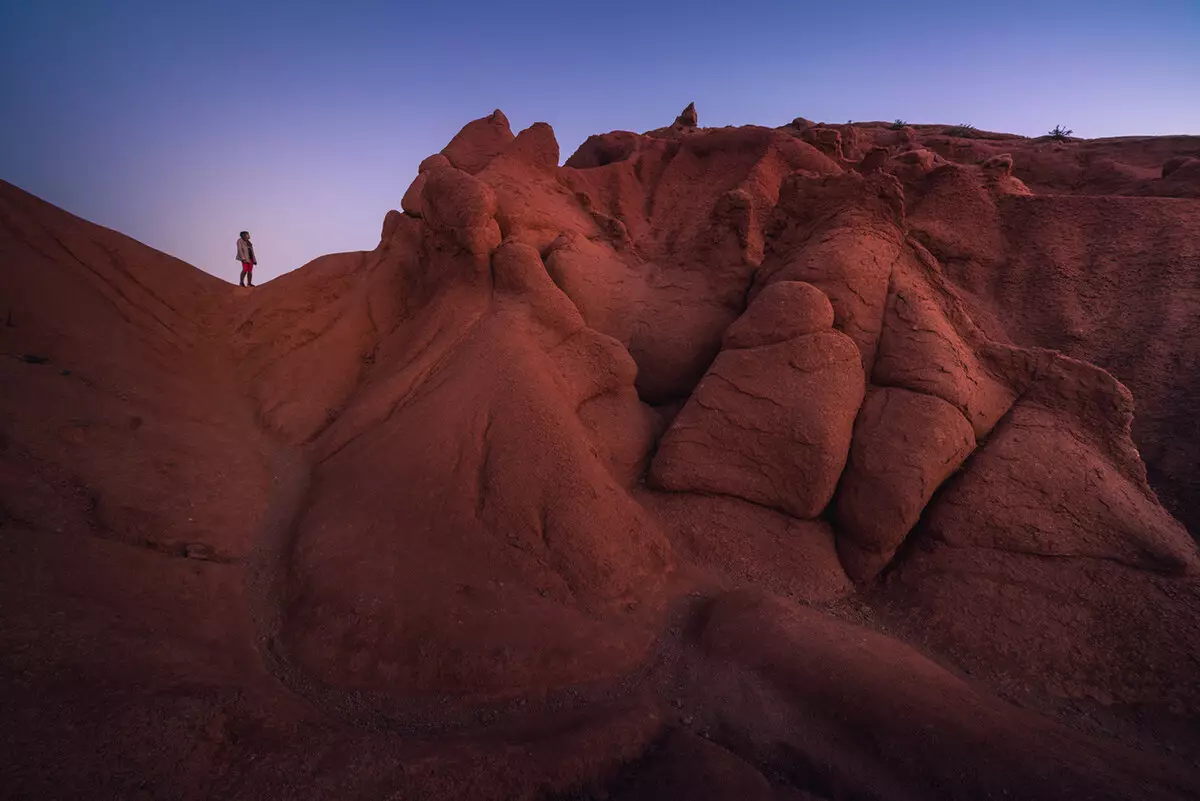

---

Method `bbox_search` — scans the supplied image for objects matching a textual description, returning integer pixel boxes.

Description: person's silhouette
[236,230,257,287]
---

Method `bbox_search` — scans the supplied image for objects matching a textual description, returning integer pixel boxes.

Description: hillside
[2,106,1199,800]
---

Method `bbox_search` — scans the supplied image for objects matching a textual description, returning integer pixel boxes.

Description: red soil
[2,105,1199,799]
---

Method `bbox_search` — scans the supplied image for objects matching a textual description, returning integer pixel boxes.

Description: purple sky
[2,0,1198,283]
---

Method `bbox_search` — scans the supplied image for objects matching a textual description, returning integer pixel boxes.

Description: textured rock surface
[871,247,1017,437]
[651,328,864,518]
[835,386,976,581]
[923,361,1196,574]
[722,280,834,349]
[929,192,1200,534]
[440,108,514,174]
[3,110,1200,800]
[675,101,698,128]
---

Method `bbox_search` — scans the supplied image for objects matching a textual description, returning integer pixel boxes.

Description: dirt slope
[2,105,1199,800]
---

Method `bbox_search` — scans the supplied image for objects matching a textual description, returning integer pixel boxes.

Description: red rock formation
[2,108,1200,800]
[675,101,698,129]
[650,326,864,518]
[441,108,515,174]
[835,386,977,581]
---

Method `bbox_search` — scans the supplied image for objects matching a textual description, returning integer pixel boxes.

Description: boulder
[419,153,451,173]
[1161,155,1196,178]
[801,126,844,160]
[402,154,455,217]
[888,147,936,181]
[640,490,851,602]
[835,387,976,581]
[923,377,1198,574]
[723,280,834,349]
[419,166,502,256]
[871,254,1017,437]
[401,172,427,216]
[981,153,1014,176]
[651,329,864,518]
[441,109,515,174]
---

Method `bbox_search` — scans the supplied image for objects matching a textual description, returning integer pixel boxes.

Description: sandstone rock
[401,172,427,216]
[547,324,639,410]
[800,126,844,160]
[871,253,1017,437]
[379,208,403,243]
[835,386,976,582]
[419,166,502,256]
[873,126,916,148]
[922,364,1198,574]
[871,354,1200,722]
[1158,156,1200,197]
[692,590,1195,801]
[505,122,559,171]
[675,101,698,128]
[5,108,1200,801]
[905,161,1006,271]
[577,389,660,486]
[563,131,643,168]
[490,239,582,332]
[838,123,870,161]
[772,169,905,229]
[285,282,673,705]
[754,172,908,375]
[711,187,759,261]
[981,153,1032,195]
[651,329,864,518]
[990,173,1034,196]
[856,146,890,174]
[544,230,739,406]
[440,109,514,174]
[1161,155,1195,178]
[723,280,833,349]
[474,124,602,253]
[639,490,851,602]
[888,147,936,181]
[402,157,456,216]
[982,153,1014,175]
[543,232,642,343]
[763,191,903,369]
[419,153,451,173]
[949,187,1200,533]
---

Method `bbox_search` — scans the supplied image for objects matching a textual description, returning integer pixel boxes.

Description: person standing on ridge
[236,230,257,287]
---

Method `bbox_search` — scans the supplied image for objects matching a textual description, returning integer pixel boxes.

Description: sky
[1,0,1198,283]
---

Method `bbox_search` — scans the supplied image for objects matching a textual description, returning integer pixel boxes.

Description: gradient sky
[2,0,1198,283]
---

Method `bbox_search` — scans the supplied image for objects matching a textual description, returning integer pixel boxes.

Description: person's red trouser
[241,261,253,275]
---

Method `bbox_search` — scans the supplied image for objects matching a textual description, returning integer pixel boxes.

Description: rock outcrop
[835,386,977,581]
[2,109,1200,800]
[675,101,698,128]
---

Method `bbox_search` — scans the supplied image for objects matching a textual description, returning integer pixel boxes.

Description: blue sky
[1,0,1197,282]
